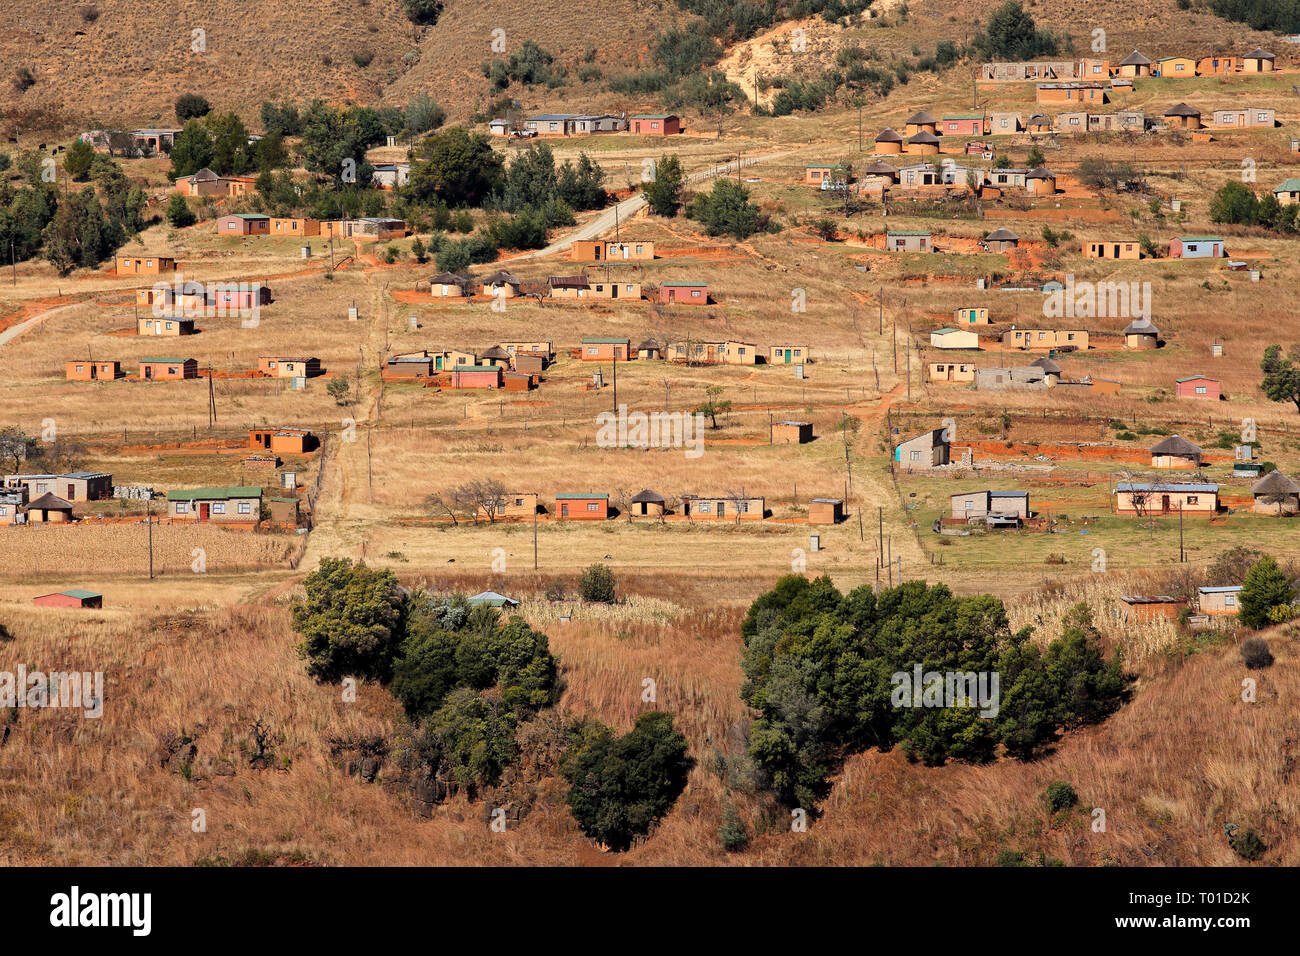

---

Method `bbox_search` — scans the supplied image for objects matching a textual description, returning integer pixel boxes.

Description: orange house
[116,255,176,276]
[139,357,198,380]
[249,427,317,455]
[629,114,681,135]
[556,493,609,520]
[580,337,630,361]
[66,360,121,381]
[270,217,321,237]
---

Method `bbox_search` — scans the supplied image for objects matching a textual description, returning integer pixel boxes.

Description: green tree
[1238,555,1295,629]
[292,558,406,682]
[168,120,215,178]
[175,93,212,121]
[1260,344,1300,413]
[688,178,763,240]
[562,711,694,851]
[695,384,731,427]
[407,126,503,208]
[405,92,446,135]
[63,139,95,181]
[327,377,351,405]
[579,563,617,603]
[719,805,749,851]
[973,1,1059,59]
[1210,180,1260,225]
[165,194,196,228]
[645,153,685,217]
[401,0,444,24]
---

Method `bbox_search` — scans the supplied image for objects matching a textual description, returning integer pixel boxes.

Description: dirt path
[0,302,83,347]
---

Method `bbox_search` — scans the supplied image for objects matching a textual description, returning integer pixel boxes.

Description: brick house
[770,345,809,364]
[1083,239,1141,259]
[659,281,708,305]
[258,356,321,378]
[270,217,321,237]
[1175,375,1220,400]
[66,360,121,381]
[580,338,630,361]
[942,114,986,136]
[217,214,270,236]
[450,364,503,389]
[930,328,980,350]
[1114,482,1217,515]
[629,114,681,135]
[555,493,608,519]
[139,357,197,380]
[570,239,655,261]
[1037,82,1106,105]
[886,230,932,252]
[928,361,975,383]
[808,499,845,525]
[4,472,112,501]
[116,255,176,276]
[1198,585,1242,614]
[249,428,317,455]
[1115,51,1152,77]
[137,316,195,336]
[683,495,764,521]
[167,486,262,524]
[772,421,813,444]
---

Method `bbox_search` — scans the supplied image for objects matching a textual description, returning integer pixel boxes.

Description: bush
[1229,826,1266,862]
[719,805,749,851]
[401,0,444,24]
[175,94,212,121]
[1043,780,1078,813]
[1240,637,1274,669]
[562,711,694,851]
[165,194,196,228]
[579,563,616,604]
[996,849,1028,867]
[352,49,375,68]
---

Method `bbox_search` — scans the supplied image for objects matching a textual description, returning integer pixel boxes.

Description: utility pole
[612,352,618,411]
[858,103,864,151]
[207,364,216,428]
[147,496,154,580]
[1179,504,1185,562]
[533,507,538,570]
[878,286,883,335]
[10,239,15,286]
[907,338,912,402]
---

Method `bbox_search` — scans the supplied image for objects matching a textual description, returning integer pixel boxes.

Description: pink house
[942,115,986,136]
[659,281,708,305]
[1175,375,1220,400]
[630,114,681,135]
[450,364,503,389]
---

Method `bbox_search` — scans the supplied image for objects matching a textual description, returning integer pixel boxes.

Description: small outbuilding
[33,589,102,609]
[1252,470,1300,515]
[772,421,813,444]
[629,489,667,518]
[1150,434,1203,468]
[808,498,845,525]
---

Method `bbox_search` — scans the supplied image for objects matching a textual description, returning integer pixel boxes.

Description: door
[66,484,75,500]
[1161,495,1171,514]
[1112,244,1121,258]
[560,504,569,518]
[622,246,629,259]
[717,502,725,519]
[144,365,153,379]
[783,349,791,364]
[199,503,210,522]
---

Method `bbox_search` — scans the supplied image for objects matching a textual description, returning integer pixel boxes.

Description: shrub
[1043,780,1078,813]
[12,67,36,93]
[353,49,375,68]
[996,849,1028,866]
[1240,637,1274,670]
[165,194,196,228]
[719,805,749,851]
[579,563,616,604]
[1229,826,1266,861]
[401,0,444,24]
[175,93,212,121]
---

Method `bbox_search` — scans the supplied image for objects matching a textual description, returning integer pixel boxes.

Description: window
[586,348,598,355]
[1195,386,1207,395]
[1258,113,1269,123]
[1225,594,1237,606]
[514,498,525,507]
[635,245,643,254]
[586,502,598,512]
[909,450,922,462]
[168,367,178,375]
[175,502,188,514]
[1187,496,1199,505]
[699,502,712,513]
[691,290,701,298]
[165,321,173,330]
[0,507,7,516]
[1187,244,1198,253]
[76,365,84,372]
[212,503,226,514]
[238,501,252,514]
